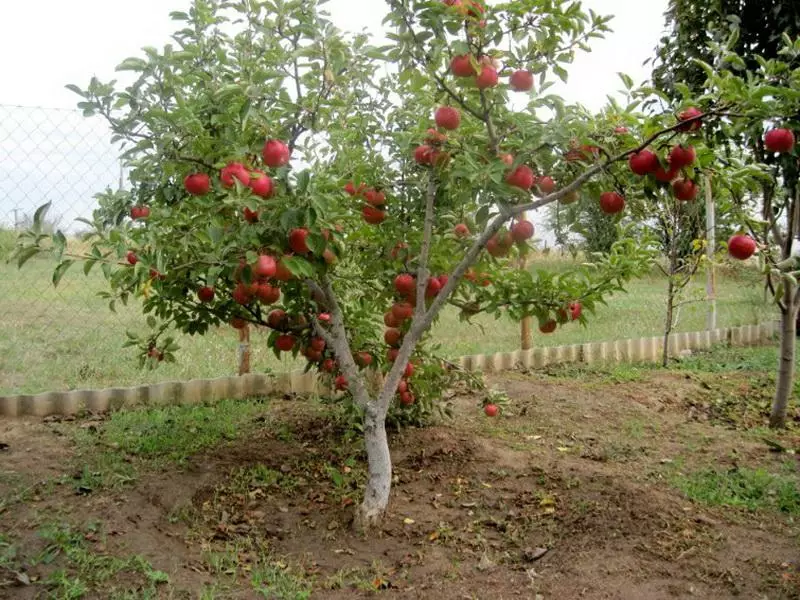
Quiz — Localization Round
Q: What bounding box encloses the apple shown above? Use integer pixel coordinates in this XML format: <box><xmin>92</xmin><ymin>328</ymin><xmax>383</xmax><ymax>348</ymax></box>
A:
<box><xmin>429</xmin><ymin>149</ymin><xmax>450</xmax><ymax>167</ymax></box>
<box><xmin>334</xmin><ymin>375</ymin><xmax>349</xmax><ymax>391</ymax></box>
<box><xmin>677</xmin><ymin>107</ymin><xmax>703</xmax><ymax>132</ymax></box>
<box><xmin>255</xmin><ymin>282</ymin><xmax>280</xmax><ymax>303</ymax></box>
<box><xmin>275</xmin><ymin>334</ymin><xmax>296</xmax><ymax>352</ymax></box>
<box><xmin>262</xmin><ymin>139</ymin><xmax>290</xmax><ymax>167</ymax></box>
<box><xmin>475</xmin><ymin>65</ymin><xmax>498</xmax><ymax>89</ymax></box>
<box><xmin>318</xmin><ymin>313</ymin><xmax>331</xmax><ymax>323</ymax></box>
<box><xmin>322</xmin><ymin>358</ymin><xmax>336</xmax><ymax>373</ymax></box>
<box><xmin>404</xmin><ymin>362</ymin><xmax>415</xmax><ymax>378</ymax></box>
<box><xmin>654</xmin><ymin>164</ymin><xmax>678</xmax><ymax>183</ymax></box>
<box><xmin>438</xmin><ymin>274</ymin><xmax>449</xmax><ymax>288</ymax></box>
<box><xmin>220</xmin><ymin>162</ymin><xmax>250</xmax><ymax>188</ymax></box>
<box><xmin>254</xmin><ymin>255</ymin><xmax>277</xmax><ymax>278</ymax></box>
<box><xmin>362</xmin><ymin>205</ymin><xmax>386</xmax><ymax>224</ymax></box>
<box><xmin>464</xmin><ymin>0</ymin><xmax>484</xmax><ymax>18</ymax></box>
<box><xmin>435</xmin><ymin>106</ymin><xmax>461</xmax><ymax>130</ymax></box>
<box><xmin>364</xmin><ymin>188</ymin><xmax>386</xmax><ymax>206</ymax></box>
<box><xmin>149</xmin><ymin>268</ymin><xmax>165</xmax><ymax>280</ymax></box>
<box><xmin>414</xmin><ymin>145</ymin><xmax>435</xmax><ymax>165</ymax></box>
<box><xmin>614</xmin><ymin>126</ymin><xmax>629</xmax><ymax>134</ymax></box>
<box><xmin>399</xmin><ymin>392</ymin><xmax>416</xmax><ymax>406</ymax></box>
<box><xmin>323</xmin><ymin>248</ymin><xmax>337</xmax><ymax>265</ymax></box>
<box><xmin>304</xmin><ymin>347</ymin><xmax>323</xmax><ymax>363</ymax></box>
<box><xmin>672</xmin><ymin>178</ymin><xmax>698</xmax><ymax>201</ymax></box>
<box><xmin>450</xmin><ymin>54</ymin><xmax>476</xmax><ymax>77</ymax></box>
<box><xmin>243</xmin><ymin>207</ymin><xmax>259</xmax><ymax>223</ymax></box>
<box><xmin>397</xmin><ymin>379</ymin><xmax>409</xmax><ymax>394</ymax></box>
<box><xmin>274</xmin><ymin>257</ymin><xmax>294</xmax><ymax>281</ymax></box>
<box><xmin>130</xmin><ymin>205</ymin><xmax>150</xmax><ymax>220</ymax></box>
<box><xmin>385</xmin><ymin>328</ymin><xmax>402</xmax><ymax>347</ymax></box>
<box><xmin>249</xmin><ymin>170</ymin><xmax>274</xmax><ymax>198</ymax></box>
<box><xmin>506</xmin><ymin>164</ymin><xmax>535</xmax><ymax>190</ymax></box>
<box><xmin>184</xmin><ymin>173</ymin><xmax>210</xmax><ymax>196</ymax></box>
<box><xmin>454</xmin><ymin>223</ymin><xmax>470</xmax><ymax>238</ymax></box>
<box><xmin>509</xmin><ymin>69</ymin><xmax>534</xmax><ymax>92</ymax></box>
<box><xmin>344</xmin><ymin>181</ymin><xmax>358</xmax><ymax>196</ymax></box>
<box><xmin>230</xmin><ymin>317</ymin><xmax>247</xmax><ymax>330</ymax></box>
<box><xmin>484</xmin><ymin>403</ymin><xmax>499</xmax><ymax>417</ymax></box>
<box><xmin>499</xmin><ymin>152</ymin><xmax>514</xmax><ymax>166</ymax></box>
<box><xmin>288</xmin><ymin>228</ymin><xmax>310</xmax><ymax>254</ymax></box>
<box><xmin>126</xmin><ymin>251</ymin><xmax>138</xmax><ymax>265</ymax></box>
<box><xmin>569</xmin><ymin>301</ymin><xmax>582</xmax><ymax>320</ymax></box>
<box><xmin>628</xmin><ymin>150</ymin><xmax>659</xmax><ymax>176</ymax></box>
<box><xmin>599</xmin><ymin>191</ymin><xmax>625</xmax><ymax>215</ymax></box>
<box><xmin>267</xmin><ymin>309</ymin><xmax>288</xmax><ymax>330</ymax></box>
<box><xmin>539</xmin><ymin>319</ymin><xmax>557</xmax><ymax>334</ymax></box>
<box><xmin>355</xmin><ymin>352</ymin><xmax>373</xmax><ymax>367</ymax></box>
<box><xmin>425</xmin><ymin>128</ymin><xmax>448</xmax><ymax>145</ymax></box>
<box><xmin>487</xmin><ymin>230</ymin><xmax>513</xmax><ymax>257</ymax></box>
<box><xmin>425</xmin><ymin>276</ymin><xmax>442</xmax><ymax>298</ymax></box>
<box><xmin>384</xmin><ymin>311</ymin><xmax>400</xmax><ymax>327</ymax></box>
<box><xmin>395</xmin><ymin>274</ymin><xmax>416</xmax><ymax>295</ymax></box>
<box><xmin>728</xmin><ymin>234</ymin><xmax>756</xmax><ymax>260</ymax></box>
<box><xmin>537</xmin><ymin>176</ymin><xmax>556</xmax><ymax>194</ymax></box>
<box><xmin>764</xmin><ymin>128</ymin><xmax>795</xmax><ymax>154</ymax></box>
<box><xmin>197</xmin><ymin>286</ymin><xmax>215</xmax><ymax>303</ymax></box>
<box><xmin>511</xmin><ymin>219</ymin><xmax>535</xmax><ymax>243</ymax></box>
<box><xmin>310</xmin><ymin>337</ymin><xmax>326</xmax><ymax>352</ymax></box>
<box><xmin>392</xmin><ymin>301</ymin><xmax>414</xmax><ymax>322</ymax></box>
<box><xmin>669</xmin><ymin>144</ymin><xmax>696</xmax><ymax>169</ymax></box>
<box><xmin>232</xmin><ymin>282</ymin><xmax>253</xmax><ymax>305</ymax></box>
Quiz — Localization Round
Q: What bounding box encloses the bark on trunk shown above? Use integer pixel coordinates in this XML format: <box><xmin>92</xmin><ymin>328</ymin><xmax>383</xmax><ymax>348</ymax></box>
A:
<box><xmin>355</xmin><ymin>406</ymin><xmax>392</xmax><ymax>530</ymax></box>
<box><xmin>662</xmin><ymin>277</ymin><xmax>675</xmax><ymax>368</ymax></box>
<box><xmin>770</xmin><ymin>292</ymin><xmax>797</xmax><ymax>429</ymax></box>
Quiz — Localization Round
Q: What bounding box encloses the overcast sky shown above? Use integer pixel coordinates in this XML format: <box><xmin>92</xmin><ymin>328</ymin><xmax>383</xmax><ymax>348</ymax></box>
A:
<box><xmin>0</xmin><ymin>0</ymin><xmax>668</xmax><ymax>230</ymax></box>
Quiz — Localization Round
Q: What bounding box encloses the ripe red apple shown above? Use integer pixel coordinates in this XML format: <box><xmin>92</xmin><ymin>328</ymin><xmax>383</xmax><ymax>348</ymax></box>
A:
<box><xmin>149</xmin><ymin>268</ymin><xmax>165</xmax><ymax>280</ymax></box>
<box><xmin>322</xmin><ymin>358</ymin><xmax>336</xmax><ymax>373</ymax></box>
<box><xmin>509</xmin><ymin>69</ymin><xmax>534</xmax><ymax>92</ymax></box>
<box><xmin>130</xmin><ymin>205</ymin><xmax>150</xmax><ymax>220</ymax></box>
<box><xmin>334</xmin><ymin>375</ymin><xmax>348</xmax><ymax>391</ymax></box>
<box><xmin>404</xmin><ymin>362</ymin><xmax>415</xmax><ymax>378</ymax></box>
<box><xmin>628</xmin><ymin>150</ymin><xmax>659</xmax><ymax>176</ymax></box>
<box><xmin>255</xmin><ymin>282</ymin><xmax>279</xmax><ymax>303</ymax></box>
<box><xmin>425</xmin><ymin>276</ymin><xmax>442</xmax><ymax>298</ymax></box>
<box><xmin>728</xmin><ymin>234</ymin><xmax>756</xmax><ymax>260</ymax></box>
<box><xmin>304</xmin><ymin>347</ymin><xmax>323</xmax><ymax>363</ymax></box>
<box><xmin>275</xmin><ymin>334</ymin><xmax>296</xmax><ymax>352</ymax></box>
<box><xmin>220</xmin><ymin>162</ymin><xmax>250</xmax><ymax>188</ymax></box>
<box><xmin>249</xmin><ymin>170</ymin><xmax>274</xmax><ymax>198</ymax></box>
<box><xmin>484</xmin><ymin>403</ymin><xmax>499</xmax><ymax>417</ymax></box>
<box><xmin>506</xmin><ymin>164</ymin><xmax>535</xmax><ymax>190</ymax></box>
<box><xmin>392</xmin><ymin>301</ymin><xmax>414</xmax><ymax>322</ymax></box>
<box><xmin>764</xmin><ymin>128</ymin><xmax>796</xmax><ymax>154</ymax></box>
<box><xmin>654</xmin><ymin>164</ymin><xmax>678</xmax><ymax>183</ymax></box>
<box><xmin>318</xmin><ymin>312</ymin><xmax>331</xmax><ymax>323</ymax></box>
<box><xmin>399</xmin><ymin>392</ymin><xmax>416</xmax><ymax>406</ymax></box>
<box><xmin>230</xmin><ymin>317</ymin><xmax>247</xmax><ymax>330</ymax></box>
<box><xmin>438</xmin><ymin>274</ymin><xmax>449</xmax><ymax>288</ymax></box>
<box><xmin>395</xmin><ymin>273</ymin><xmax>416</xmax><ymax>296</ymax></box>
<box><xmin>487</xmin><ymin>230</ymin><xmax>513</xmax><ymax>257</ymax></box>
<box><xmin>197</xmin><ymin>286</ymin><xmax>215</xmax><ymax>303</ymax></box>
<box><xmin>672</xmin><ymin>178</ymin><xmax>698</xmax><ymax>201</ymax></box>
<box><xmin>677</xmin><ymin>107</ymin><xmax>704</xmax><ymax>132</ymax></box>
<box><xmin>267</xmin><ymin>309</ymin><xmax>288</xmax><ymax>330</ymax></box>
<box><xmin>384</xmin><ymin>311</ymin><xmax>400</xmax><ymax>328</ymax></box>
<box><xmin>539</xmin><ymin>319</ymin><xmax>557</xmax><ymax>334</ymax></box>
<box><xmin>669</xmin><ymin>144</ymin><xmax>696</xmax><ymax>169</ymax></box>
<box><xmin>310</xmin><ymin>337</ymin><xmax>326</xmax><ymax>352</ymax></box>
<box><xmin>385</xmin><ymin>328</ymin><xmax>403</xmax><ymax>347</ymax></box>
<box><xmin>397</xmin><ymin>379</ymin><xmax>409</xmax><ymax>394</ymax></box>
<box><xmin>414</xmin><ymin>145</ymin><xmax>435</xmax><ymax>165</ymax></box>
<box><xmin>363</xmin><ymin>188</ymin><xmax>386</xmax><ymax>206</ymax></box>
<box><xmin>126</xmin><ymin>251</ymin><xmax>138</xmax><ymax>265</ymax></box>
<box><xmin>475</xmin><ymin>65</ymin><xmax>498</xmax><ymax>89</ymax></box>
<box><xmin>254</xmin><ymin>255</ymin><xmax>277</xmax><ymax>278</ymax></box>
<box><xmin>355</xmin><ymin>352</ymin><xmax>373</xmax><ymax>367</ymax></box>
<box><xmin>435</xmin><ymin>106</ymin><xmax>461</xmax><ymax>130</ymax></box>
<box><xmin>362</xmin><ymin>205</ymin><xmax>386</xmax><ymax>224</ymax></box>
<box><xmin>511</xmin><ymin>219</ymin><xmax>535</xmax><ymax>243</ymax></box>
<box><xmin>536</xmin><ymin>176</ymin><xmax>556</xmax><ymax>194</ymax></box>
<box><xmin>243</xmin><ymin>207</ymin><xmax>260</xmax><ymax>223</ymax></box>
<box><xmin>184</xmin><ymin>172</ymin><xmax>210</xmax><ymax>196</ymax></box>
<box><xmin>262</xmin><ymin>139</ymin><xmax>290</xmax><ymax>168</ymax></box>
<box><xmin>450</xmin><ymin>54</ymin><xmax>476</xmax><ymax>77</ymax></box>
<box><xmin>288</xmin><ymin>228</ymin><xmax>310</xmax><ymax>254</ymax></box>
<box><xmin>425</xmin><ymin>128</ymin><xmax>448</xmax><ymax>145</ymax></box>
<box><xmin>499</xmin><ymin>152</ymin><xmax>514</xmax><ymax>166</ymax></box>
<box><xmin>599</xmin><ymin>191</ymin><xmax>625</xmax><ymax>215</ymax></box>
<box><xmin>323</xmin><ymin>248</ymin><xmax>337</xmax><ymax>265</ymax></box>
<box><xmin>614</xmin><ymin>126</ymin><xmax>629</xmax><ymax>134</ymax></box>
<box><xmin>454</xmin><ymin>223</ymin><xmax>470</xmax><ymax>238</ymax></box>
<box><xmin>569</xmin><ymin>301</ymin><xmax>582</xmax><ymax>321</ymax></box>
<box><xmin>232</xmin><ymin>282</ymin><xmax>253</xmax><ymax>305</ymax></box>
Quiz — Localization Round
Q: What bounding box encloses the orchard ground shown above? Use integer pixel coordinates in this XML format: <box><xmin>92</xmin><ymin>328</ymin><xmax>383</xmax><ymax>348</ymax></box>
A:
<box><xmin>1</xmin><ymin>344</ymin><xmax>799</xmax><ymax>599</ymax></box>
<box><xmin>0</xmin><ymin>250</ymin><xmax>775</xmax><ymax>395</ymax></box>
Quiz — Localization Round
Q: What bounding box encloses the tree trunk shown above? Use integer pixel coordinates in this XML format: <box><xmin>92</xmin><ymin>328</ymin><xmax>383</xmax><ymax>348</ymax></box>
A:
<box><xmin>662</xmin><ymin>276</ymin><xmax>675</xmax><ymax>368</ymax></box>
<box><xmin>355</xmin><ymin>406</ymin><xmax>392</xmax><ymax>530</ymax></box>
<box><xmin>770</xmin><ymin>292</ymin><xmax>797</xmax><ymax>429</ymax></box>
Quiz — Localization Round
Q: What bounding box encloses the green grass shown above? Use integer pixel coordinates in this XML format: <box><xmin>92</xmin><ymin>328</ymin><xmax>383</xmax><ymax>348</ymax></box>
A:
<box><xmin>671</xmin><ymin>467</ymin><xmax>800</xmax><ymax>515</ymax></box>
<box><xmin>0</xmin><ymin>254</ymin><xmax>775</xmax><ymax>394</ymax></box>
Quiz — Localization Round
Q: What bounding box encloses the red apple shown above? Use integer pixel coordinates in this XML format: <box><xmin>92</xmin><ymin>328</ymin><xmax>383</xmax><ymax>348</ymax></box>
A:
<box><xmin>414</xmin><ymin>144</ymin><xmax>435</xmax><ymax>165</ymax></box>
<box><xmin>232</xmin><ymin>282</ymin><xmax>253</xmax><ymax>305</ymax></box>
<box><xmin>262</xmin><ymin>139</ymin><xmax>290</xmax><ymax>168</ymax></box>
<box><xmin>275</xmin><ymin>334</ymin><xmax>296</xmax><ymax>352</ymax></box>
<box><xmin>384</xmin><ymin>328</ymin><xmax>402</xmax><ymax>347</ymax></box>
<box><xmin>267</xmin><ymin>309</ymin><xmax>288</xmax><ymax>330</ymax></box>
<box><xmin>669</xmin><ymin>144</ymin><xmax>696</xmax><ymax>169</ymax></box>
<box><xmin>184</xmin><ymin>173</ymin><xmax>211</xmax><ymax>196</ymax></box>
<box><xmin>435</xmin><ymin>106</ymin><xmax>461</xmax><ymax>130</ymax></box>
<box><xmin>249</xmin><ymin>170</ymin><xmax>274</xmax><ymax>198</ymax></box>
<box><xmin>475</xmin><ymin>65</ymin><xmax>498</xmax><ymax>89</ymax></box>
<box><xmin>197</xmin><ymin>286</ymin><xmax>215</xmax><ymax>303</ymax></box>
<box><xmin>511</xmin><ymin>219</ymin><xmax>535</xmax><ymax>243</ymax></box>
<box><xmin>454</xmin><ymin>223</ymin><xmax>470</xmax><ymax>238</ymax></box>
<box><xmin>130</xmin><ymin>205</ymin><xmax>150</xmax><ymax>220</ymax></box>
<box><xmin>599</xmin><ymin>191</ymin><xmax>625</xmax><ymax>215</ymax></box>
<box><xmin>484</xmin><ymin>403</ymin><xmax>499</xmax><ymax>417</ymax></box>
<box><xmin>539</xmin><ymin>319</ymin><xmax>557</xmax><ymax>334</ymax></box>
<box><xmin>728</xmin><ymin>234</ymin><xmax>756</xmax><ymax>260</ymax></box>
<box><xmin>126</xmin><ymin>251</ymin><xmax>138</xmax><ymax>265</ymax></box>
<box><xmin>399</xmin><ymin>392</ymin><xmax>415</xmax><ymax>406</ymax></box>
<box><xmin>614</xmin><ymin>126</ymin><xmax>629</xmax><ymax>134</ymax></box>
<box><xmin>450</xmin><ymin>54</ymin><xmax>476</xmax><ymax>77</ymax></box>
<box><xmin>764</xmin><ymin>128</ymin><xmax>795</xmax><ymax>154</ymax></box>
<box><xmin>243</xmin><ymin>207</ymin><xmax>260</xmax><ymax>223</ymax></box>
<box><xmin>499</xmin><ymin>152</ymin><xmax>514</xmax><ymax>166</ymax></box>
<box><xmin>654</xmin><ymin>164</ymin><xmax>679</xmax><ymax>183</ymax></box>
<box><xmin>288</xmin><ymin>228</ymin><xmax>310</xmax><ymax>254</ymax></box>
<box><xmin>392</xmin><ymin>301</ymin><xmax>414</xmax><ymax>322</ymax></box>
<box><xmin>334</xmin><ymin>375</ymin><xmax>348</xmax><ymax>391</ymax></box>
<box><xmin>355</xmin><ymin>352</ymin><xmax>373</xmax><ymax>367</ymax></box>
<box><xmin>425</xmin><ymin>276</ymin><xmax>442</xmax><ymax>298</ymax></box>
<box><xmin>404</xmin><ymin>362</ymin><xmax>415</xmax><ymax>378</ymax></box>
<box><xmin>395</xmin><ymin>273</ymin><xmax>416</xmax><ymax>295</ymax></box>
<box><xmin>506</xmin><ymin>165</ymin><xmax>535</xmax><ymax>190</ymax></box>
<box><xmin>230</xmin><ymin>317</ymin><xmax>247</xmax><ymax>330</ymax></box>
<box><xmin>387</xmin><ymin>348</ymin><xmax>400</xmax><ymax>362</ymax></box>
<box><xmin>362</xmin><ymin>205</ymin><xmax>386</xmax><ymax>224</ymax></box>
<box><xmin>274</xmin><ymin>257</ymin><xmax>294</xmax><ymax>281</ymax></box>
<box><xmin>363</xmin><ymin>188</ymin><xmax>386</xmax><ymax>206</ymax></box>
<box><xmin>255</xmin><ymin>282</ymin><xmax>280</xmax><ymax>304</ymax></box>
<box><xmin>397</xmin><ymin>379</ymin><xmax>409</xmax><ymax>394</ymax></box>
<box><xmin>425</xmin><ymin>128</ymin><xmax>448</xmax><ymax>145</ymax></box>
<box><xmin>537</xmin><ymin>176</ymin><xmax>556</xmax><ymax>194</ymax></box>
<box><xmin>304</xmin><ymin>348</ymin><xmax>323</xmax><ymax>363</ymax></box>
<box><xmin>310</xmin><ymin>337</ymin><xmax>326</xmax><ymax>352</ymax></box>
<box><xmin>220</xmin><ymin>162</ymin><xmax>250</xmax><ymax>188</ymax></box>
<box><xmin>318</xmin><ymin>312</ymin><xmax>331</xmax><ymax>323</ymax></box>
<box><xmin>509</xmin><ymin>69</ymin><xmax>534</xmax><ymax>92</ymax></box>
<box><xmin>322</xmin><ymin>358</ymin><xmax>336</xmax><ymax>373</ymax></box>
<box><xmin>323</xmin><ymin>248</ymin><xmax>337</xmax><ymax>265</ymax></box>
<box><xmin>254</xmin><ymin>255</ymin><xmax>277</xmax><ymax>278</ymax></box>
<box><xmin>628</xmin><ymin>150</ymin><xmax>659</xmax><ymax>176</ymax></box>
<box><xmin>569</xmin><ymin>301</ymin><xmax>582</xmax><ymax>320</ymax></box>
<box><xmin>677</xmin><ymin>107</ymin><xmax>704</xmax><ymax>132</ymax></box>
<box><xmin>384</xmin><ymin>311</ymin><xmax>400</xmax><ymax>328</ymax></box>
<box><xmin>672</xmin><ymin>178</ymin><xmax>698</xmax><ymax>201</ymax></box>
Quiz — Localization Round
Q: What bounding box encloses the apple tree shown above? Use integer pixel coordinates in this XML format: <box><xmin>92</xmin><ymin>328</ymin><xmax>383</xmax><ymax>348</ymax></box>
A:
<box><xmin>14</xmin><ymin>0</ymin><xmax>767</xmax><ymax>526</ymax></box>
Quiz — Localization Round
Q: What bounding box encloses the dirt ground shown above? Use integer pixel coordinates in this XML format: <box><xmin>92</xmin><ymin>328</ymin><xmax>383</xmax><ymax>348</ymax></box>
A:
<box><xmin>1</xmin><ymin>366</ymin><xmax>799</xmax><ymax>599</ymax></box>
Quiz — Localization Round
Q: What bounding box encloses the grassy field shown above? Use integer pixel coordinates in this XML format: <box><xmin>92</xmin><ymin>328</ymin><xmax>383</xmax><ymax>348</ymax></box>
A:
<box><xmin>0</xmin><ymin>253</ymin><xmax>775</xmax><ymax>395</ymax></box>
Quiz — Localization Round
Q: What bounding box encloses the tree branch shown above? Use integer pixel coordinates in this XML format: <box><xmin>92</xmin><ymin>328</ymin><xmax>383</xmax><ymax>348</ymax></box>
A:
<box><xmin>415</xmin><ymin>175</ymin><xmax>437</xmax><ymax>317</ymax></box>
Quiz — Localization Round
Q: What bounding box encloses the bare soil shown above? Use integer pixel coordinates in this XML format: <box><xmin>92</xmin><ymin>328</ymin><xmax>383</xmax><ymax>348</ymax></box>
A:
<box><xmin>1</xmin><ymin>368</ymin><xmax>799</xmax><ymax>599</ymax></box>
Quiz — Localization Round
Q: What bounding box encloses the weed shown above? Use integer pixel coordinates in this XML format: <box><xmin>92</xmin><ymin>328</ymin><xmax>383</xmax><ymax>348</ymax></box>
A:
<box><xmin>251</xmin><ymin>560</ymin><xmax>313</xmax><ymax>599</ymax></box>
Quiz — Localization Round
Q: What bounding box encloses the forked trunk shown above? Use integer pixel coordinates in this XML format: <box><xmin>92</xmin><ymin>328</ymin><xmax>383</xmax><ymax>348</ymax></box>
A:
<box><xmin>770</xmin><ymin>293</ymin><xmax>797</xmax><ymax>429</ymax></box>
<box><xmin>355</xmin><ymin>405</ymin><xmax>392</xmax><ymax>530</ymax></box>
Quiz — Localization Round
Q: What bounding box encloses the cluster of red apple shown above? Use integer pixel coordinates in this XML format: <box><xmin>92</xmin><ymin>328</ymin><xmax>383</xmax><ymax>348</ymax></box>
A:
<box><xmin>343</xmin><ymin>182</ymin><xmax>387</xmax><ymax>224</ymax></box>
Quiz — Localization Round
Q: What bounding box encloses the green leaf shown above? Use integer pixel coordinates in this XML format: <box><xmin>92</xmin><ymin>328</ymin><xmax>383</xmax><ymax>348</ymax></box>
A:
<box><xmin>52</xmin><ymin>260</ymin><xmax>74</xmax><ymax>287</ymax></box>
<box><xmin>282</xmin><ymin>256</ymin><xmax>314</xmax><ymax>278</ymax></box>
<box><xmin>116</xmin><ymin>57</ymin><xmax>148</xmax><ymax>72</ymax></box>
<box><xmin>33</xmin><ymin>202</ymin><xmax>52</xmax><ymax>233</ymax></box>
<box><xmin>16</xmin><ymin>246</ymin><xmax>40</xmax><ymax>269</ymax></box>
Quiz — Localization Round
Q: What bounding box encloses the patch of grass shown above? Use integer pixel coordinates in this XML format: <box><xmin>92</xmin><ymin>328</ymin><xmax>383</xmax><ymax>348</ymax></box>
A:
<box><xmin>250</xmin><ymin>560</ymin><xmax>313</xmax><ymax>600</ymax></box>
<box><xmin>671</xmin><ymin>467</ymin><xmax>800</xmax><ymax>514</ymax></box>
<box><xmin>541</xmin><ymin>360</ymin><xmax>649</xmax><ymax>383</ymax></box>
<box><xmin>35</xmin><ymin>522</ymin><xmax>169</xmax><ymax>598</ymax></box>
<box><xmin>676</xmin><ymin>345</ymin><xmax>782</xmax><ymax>373</ymax></box>
<box><xmin>69</xmin><ymin>398</ymin><xmax>268</xmax><ymax>492</ymax></box>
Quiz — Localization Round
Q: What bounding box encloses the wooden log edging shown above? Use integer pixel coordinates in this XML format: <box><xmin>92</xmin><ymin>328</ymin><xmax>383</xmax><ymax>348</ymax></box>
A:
<box><xmin>0</xmin><ymin>321</ymin><xmax>779</xmax><ymax>418</ymax></box>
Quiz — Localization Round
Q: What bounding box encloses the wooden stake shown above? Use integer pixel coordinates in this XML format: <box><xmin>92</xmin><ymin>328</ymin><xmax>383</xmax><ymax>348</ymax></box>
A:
<box><xmin>519</xmin><ymin>212</ymin><xmax>532</xmax><ymax>350</ymax></box>
<box><xmin>705</xmin><ymin>173</ymin><xmax>717</xmax><ymax>331</ymax></box>
<box><xmin>238</xmin><ymin>324</ymin><xmax>251</xmax><ymax>375</ymax></box>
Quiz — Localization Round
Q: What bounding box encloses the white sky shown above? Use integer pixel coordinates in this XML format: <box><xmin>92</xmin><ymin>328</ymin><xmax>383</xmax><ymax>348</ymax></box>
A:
<box><xmin>0</xmin><ymin>0</ymin><xmax>667</xmax><ymax>230</ymax></box>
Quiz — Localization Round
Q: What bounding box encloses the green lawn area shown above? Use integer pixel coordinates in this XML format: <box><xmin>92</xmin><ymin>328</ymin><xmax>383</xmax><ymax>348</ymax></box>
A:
<box><xmin>0</xmin><ymin>254</ymin><xmax>775</xmax><ymax>395</ymax></box>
